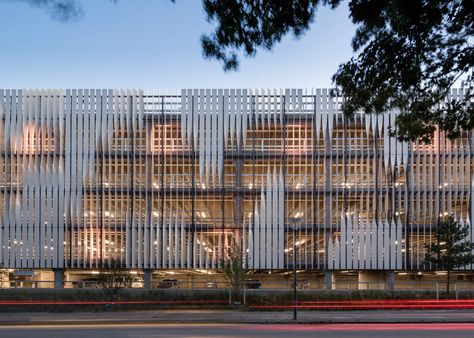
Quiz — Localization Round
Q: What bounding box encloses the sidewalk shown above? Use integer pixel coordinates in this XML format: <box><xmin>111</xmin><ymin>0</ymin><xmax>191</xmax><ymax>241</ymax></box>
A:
<box><xmin>1</xmin><ymin>309</ymin><xmax>474</xmax><ymax>325</ymax></box>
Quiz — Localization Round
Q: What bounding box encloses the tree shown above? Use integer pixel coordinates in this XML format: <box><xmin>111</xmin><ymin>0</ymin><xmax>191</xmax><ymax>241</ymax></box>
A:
<box><xmin>12</xmin><ymin>0</ymin><xmax>84</xmax><ymax>21</ymax></box>
<box><xmin>219</xmin><ymin>244</ymin><xmax>249</xmax><ymax>301</ymax></box>
<box><xmin>98</xmin><ymin>259</ymin><xmax>133</xmax><ymax>300</ymax></box>
<box><xmin>424</xmin><ymin>216</ymin><xmax>474</xmax><ymax>295</ymax></box>
<box><xmin>201</xmin><ymin>0</ymin><xmax>473</xmax><ymax>143</ymax></box>
<box><xmin>12</xmin><ymin>0</ymin><xmax>474</xmax><ymax>142</ymax></box>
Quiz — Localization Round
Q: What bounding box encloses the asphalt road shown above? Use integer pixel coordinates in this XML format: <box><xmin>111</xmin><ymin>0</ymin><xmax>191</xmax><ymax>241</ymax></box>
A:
<box><xmin>1</xmin><ymin>323</ymin><xmax>474</xmax><ymax>338</ymax></box>
<box><xmin>2</xmin><ymin>309</ymin><xmax>474</xmax><ymax>325</ymax></box>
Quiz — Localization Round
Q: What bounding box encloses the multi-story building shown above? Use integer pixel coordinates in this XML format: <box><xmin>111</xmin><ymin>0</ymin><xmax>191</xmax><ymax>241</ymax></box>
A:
<box><xmin>0</xmin><ymin>89</ymin><xmax>472</xmax><ymax>287</ymax></box>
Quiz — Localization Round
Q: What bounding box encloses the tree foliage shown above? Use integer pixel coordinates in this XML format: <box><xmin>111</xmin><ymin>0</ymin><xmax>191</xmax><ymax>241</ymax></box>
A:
<box><xmin>332</xmin><ymin>0</ymin><xmax>473</xmax><ymax>143</ymax></box>
<box><xmin>424</xmin><ymin>216</ymin><xmax>474</xmax><ymax>294</ymax></box>
<box><xmin>219</xmin><ymin>244</ymin><xmax>248</xmax><ymax>292</ymax></box>
<box><xmin>201</xmin><ymin>0</ymin><xmax>339</xmax><ymax>71</ymax></box>
<box><xmin>98</xmin><ymin>259</ymin><xmax>133</xmax><ymax>300</ymax></box>
<box><xmin>201</xmin><ymin>0</ymin><xmax>473</xmax><ymax>143</ymax></box>
<box><xmin>12</xmin><ymin>0</ymin><xmax>84</xmax><ymax>21</ymax></box>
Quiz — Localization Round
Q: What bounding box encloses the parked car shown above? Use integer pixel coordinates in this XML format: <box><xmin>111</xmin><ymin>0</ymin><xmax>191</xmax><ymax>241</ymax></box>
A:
<box><xmin>205</xmin><ymin>281</ymin><xmax>218</xmax><ymax>288</ymax></box>
<box><xmin>291</xmin><ymin>280</ymin><xmax>311</xmax><ymax>289</ymax></box>
<box><xmin>158</xmin><ymin>279</ymin><xmax>181</xmax><ymax>288</ymax></box>
<box><xmin>75</xmin><ymin>277</ymin><xmax>101</xmax><ymax>288</ymax></box>
<box><xmin>131</xmin><ymin>277</ymin><xmax>144</xmax><ymax>288</ymax></box>
<box><xmin>244</xmin><ymin>279</ymin><xmax>261</xmax><ymax>289</ymax></box>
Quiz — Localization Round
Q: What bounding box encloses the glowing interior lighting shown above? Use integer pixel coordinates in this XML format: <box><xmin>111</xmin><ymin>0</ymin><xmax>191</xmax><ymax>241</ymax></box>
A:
<box><xmin>295</xmin><ymin>239</ymin><xmax>306</xmax><ymax>246</ymax></box>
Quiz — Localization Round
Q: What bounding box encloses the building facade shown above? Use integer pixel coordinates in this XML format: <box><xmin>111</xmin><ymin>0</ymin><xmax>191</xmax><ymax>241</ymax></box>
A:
<box><xmin>0</xmin><ymin>89</ymin><xmax>473</xmax><ymax>275</ymax></box>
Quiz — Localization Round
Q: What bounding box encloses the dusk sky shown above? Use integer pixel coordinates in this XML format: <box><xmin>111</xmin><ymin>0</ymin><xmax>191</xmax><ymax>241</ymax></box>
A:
<box><xmin>0</xmin><ymin>0</ymin><xmax>356</xmax><ymax>89</ymax></box>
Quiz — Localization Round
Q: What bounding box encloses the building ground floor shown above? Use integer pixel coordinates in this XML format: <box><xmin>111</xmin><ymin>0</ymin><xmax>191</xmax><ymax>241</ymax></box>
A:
<box><xmin>1</xmin><ymin>269</ymin><xmax>473</xmax><ymax>292</ymax></box>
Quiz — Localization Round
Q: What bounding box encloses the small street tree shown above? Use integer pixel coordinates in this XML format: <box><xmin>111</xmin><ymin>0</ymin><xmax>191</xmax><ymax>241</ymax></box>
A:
<box><xmin>219</xmin><ymin>244</ymin><xmax>249</xmax><ymax>302</ymax></box>
<box><xmin>425</xmin><ymin>216</ymin><xmax>474</xmax><ymax>295</ymax></box>
<box><xmin>98</xmin><ymin>259</ymin><xmax>133</xmax><ymax>301</ymax></box>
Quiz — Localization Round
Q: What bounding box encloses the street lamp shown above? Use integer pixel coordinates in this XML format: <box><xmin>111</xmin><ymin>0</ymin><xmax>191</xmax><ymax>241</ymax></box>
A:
<box><xmin>288</xmin><ymin>216</ymin><xmax>302</xmax><ymax>321</ymax></box>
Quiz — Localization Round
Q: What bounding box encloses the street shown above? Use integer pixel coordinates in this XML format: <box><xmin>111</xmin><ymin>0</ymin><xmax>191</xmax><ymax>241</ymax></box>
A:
<box><xmin>2</xmin><ymin>309</ymin><xmax>474</xmax><ymax>325</ymax></box>
<box><xmin>0</xmin><ymin>323</ymin><xmax>474</xmax><ymax>338</ymax></box>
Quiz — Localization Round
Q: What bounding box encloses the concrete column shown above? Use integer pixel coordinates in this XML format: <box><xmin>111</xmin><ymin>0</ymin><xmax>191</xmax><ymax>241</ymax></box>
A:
<box><xmin>388</xmin><ymin>271</ymin><xmax>395</xmax><ymax>291</ymax></box>
<box><xmin>144</xmin><ymin>269</ymin><xmax>153</xmax><ymax>289</ymax></box>
<box><xmin>324</xmin><ymin>271</ymin><xmax>334</xmax><ymax>290</ymax></box>
<box><xmin>53</xmin><ymin>269</ymin><xmax>65</xmax><ymax>289</ymax></box>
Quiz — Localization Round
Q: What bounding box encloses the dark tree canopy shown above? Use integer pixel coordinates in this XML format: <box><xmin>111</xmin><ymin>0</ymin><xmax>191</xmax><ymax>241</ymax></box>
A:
<box><xmin>11</xmin><ymin>0</ymin><xmax>84</xmax><ymax>21</ymax></box>
<box><xmin>425</xmin><ymin>216</ymin><xmax>474</xmax><ymax>271</ymax></box>
<box><xmin>424</xmin><ymin>216</ymin><xmax>474</xmax><ymax>294</ymax></box>
<box><xmin>202</xmin><ymin>0</ymin><xmax>473</xmax><ymax>143</ymax></box>
<box><xmin>201</xmin><ymin>0</ymin><xmax>340</xmax><ymax>71</ymax></box>
<box><xmin>8</xmin><ymin>0</ymin><xmax>474</xmax><ymax>142</ymax></box>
